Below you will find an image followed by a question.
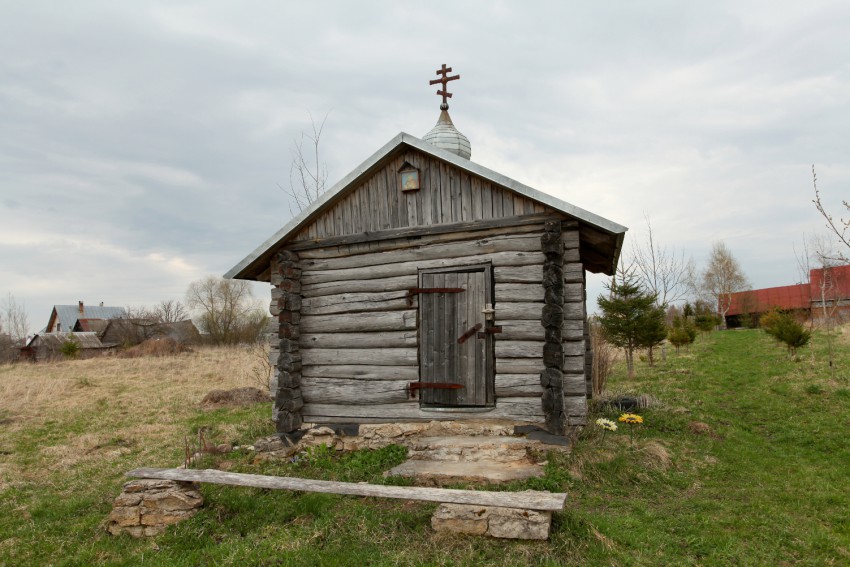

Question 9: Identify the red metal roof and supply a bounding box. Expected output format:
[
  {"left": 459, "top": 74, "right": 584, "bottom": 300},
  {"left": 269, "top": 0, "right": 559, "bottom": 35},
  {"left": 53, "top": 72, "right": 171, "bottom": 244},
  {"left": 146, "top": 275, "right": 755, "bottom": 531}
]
[{"left": 727, "top": 264, "right": 850, "bottom": 315}]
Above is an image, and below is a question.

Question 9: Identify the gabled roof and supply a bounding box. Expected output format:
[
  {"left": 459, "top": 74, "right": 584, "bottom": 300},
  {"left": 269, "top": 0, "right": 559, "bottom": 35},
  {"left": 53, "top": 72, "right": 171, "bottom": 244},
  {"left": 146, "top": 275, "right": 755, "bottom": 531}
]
[
  {"left": 49, "top": 305, "right": 127, "bottom": 333},
  {"left": 226, "top": 132, "right": 627, "bottom": 280},
  {"left": 27, "top": 332, "right": 105, "bottom": 350}
]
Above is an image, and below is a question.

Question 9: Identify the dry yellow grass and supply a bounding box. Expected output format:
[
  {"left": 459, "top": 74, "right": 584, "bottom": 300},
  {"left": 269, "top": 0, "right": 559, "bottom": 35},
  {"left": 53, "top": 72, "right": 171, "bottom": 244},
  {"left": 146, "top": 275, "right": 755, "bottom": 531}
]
[{"left": 0, "top": 346, "right": 267, "bottom": 492}]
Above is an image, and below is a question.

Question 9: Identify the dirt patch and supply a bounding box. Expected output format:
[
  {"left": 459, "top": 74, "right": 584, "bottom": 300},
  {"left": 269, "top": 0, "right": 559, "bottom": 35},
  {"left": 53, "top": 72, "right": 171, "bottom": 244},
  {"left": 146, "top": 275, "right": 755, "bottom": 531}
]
[
  {"left": 200, "top": 387, "right": 271, "bottom": 408},
  {"left": 688, "top": 421, "right": 712, "bottom": 435},
  {"left": 118, "top": 338, "right": 191, "bottom": 359}
]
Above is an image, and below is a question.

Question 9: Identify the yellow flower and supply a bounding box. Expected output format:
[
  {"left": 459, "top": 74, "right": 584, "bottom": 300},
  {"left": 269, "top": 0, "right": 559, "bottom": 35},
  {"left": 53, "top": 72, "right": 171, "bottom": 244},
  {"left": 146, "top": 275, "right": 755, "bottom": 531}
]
[
  {"left": 618, "top": 413, "right": 644, "bottom": 425},
  {"left": 596, "top": 418, "right": 618, "bottom": 431}
]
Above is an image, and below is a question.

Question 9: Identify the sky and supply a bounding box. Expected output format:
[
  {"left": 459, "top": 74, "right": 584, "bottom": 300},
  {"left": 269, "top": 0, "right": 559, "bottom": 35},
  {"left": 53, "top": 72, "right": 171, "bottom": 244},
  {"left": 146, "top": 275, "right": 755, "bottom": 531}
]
[{"left": 1, "top": 1, "right": 849, "bottom": 334}]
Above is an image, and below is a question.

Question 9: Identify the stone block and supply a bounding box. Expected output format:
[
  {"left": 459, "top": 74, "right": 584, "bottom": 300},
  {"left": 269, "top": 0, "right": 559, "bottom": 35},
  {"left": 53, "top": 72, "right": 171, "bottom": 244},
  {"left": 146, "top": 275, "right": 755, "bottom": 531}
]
[
  {"left": 486, "top": 507, "right": 552, "bottom": 540},
  {"left": 431, "top": 504, "right": 489, "bottom": 535},
  {"left": 141, "top": 490, "right": 203, "bottom": 512},
  {"left": 113, "top": 493, "right": 142, "bottom": 507},
  {"left": 123, "top": 479, "right": 176, "bottom": 493},
  {"left": 108, "top": 506, "right": 140, "bottom": 527},
  {"left": 431, "top": 504, "right": 552, "bottom": 540},
  {"left": 140, "top": 509, "right": 196, "bottom": 526}
]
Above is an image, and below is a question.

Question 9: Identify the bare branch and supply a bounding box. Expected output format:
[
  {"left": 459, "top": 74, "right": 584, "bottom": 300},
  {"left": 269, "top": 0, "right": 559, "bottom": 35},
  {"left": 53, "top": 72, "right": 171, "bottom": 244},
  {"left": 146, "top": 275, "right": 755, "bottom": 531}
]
[
  {"left": 282, "top": 111, "right": 331, "bottom": 214},
  {"left": 811, "top": 164, "right": 850, "bottom": 263},
  {"left": 630, "top": 214, "right": 689, "bottom": 306}
]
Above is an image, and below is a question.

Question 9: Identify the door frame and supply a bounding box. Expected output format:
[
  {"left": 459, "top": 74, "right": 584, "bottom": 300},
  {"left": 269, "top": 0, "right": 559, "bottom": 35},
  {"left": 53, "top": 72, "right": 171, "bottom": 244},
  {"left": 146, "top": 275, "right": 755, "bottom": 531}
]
[{"left": 417, "top": 263, "right": 495, "bottom": 408}]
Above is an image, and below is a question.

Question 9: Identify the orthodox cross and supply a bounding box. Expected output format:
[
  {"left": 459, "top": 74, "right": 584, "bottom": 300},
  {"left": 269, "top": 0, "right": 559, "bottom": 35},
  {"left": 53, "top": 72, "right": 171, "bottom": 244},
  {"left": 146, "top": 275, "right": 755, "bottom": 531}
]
[{"left": 430, "top": 64, "right": 460, "bottom": 110}]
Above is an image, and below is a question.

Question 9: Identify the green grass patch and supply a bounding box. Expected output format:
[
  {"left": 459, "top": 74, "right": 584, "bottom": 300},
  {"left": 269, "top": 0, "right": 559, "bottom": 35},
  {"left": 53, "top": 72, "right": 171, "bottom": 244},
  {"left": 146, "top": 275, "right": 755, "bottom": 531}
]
[{"left": 1, "top": 331, "right": 849, "bottom": 565}]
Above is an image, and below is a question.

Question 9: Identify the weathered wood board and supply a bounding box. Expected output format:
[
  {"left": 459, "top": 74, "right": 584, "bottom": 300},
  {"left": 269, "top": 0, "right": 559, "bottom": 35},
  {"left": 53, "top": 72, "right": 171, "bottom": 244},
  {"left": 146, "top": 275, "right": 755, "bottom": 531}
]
[{"left": 127, "top": 467, "right": 567, "bottom": 511}]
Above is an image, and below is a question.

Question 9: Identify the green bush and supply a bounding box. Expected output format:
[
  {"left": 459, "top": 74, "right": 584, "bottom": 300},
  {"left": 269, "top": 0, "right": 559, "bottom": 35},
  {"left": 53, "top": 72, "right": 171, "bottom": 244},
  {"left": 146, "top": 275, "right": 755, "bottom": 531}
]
[
  {"left": 761, "top": 309, "right": 811, "bottom": 357},
  {"left": 59, "top": 336, "right": 81, "bottom": 359},
  {"left": 668, "top": 318, "right": 697, "bottom": 353}
]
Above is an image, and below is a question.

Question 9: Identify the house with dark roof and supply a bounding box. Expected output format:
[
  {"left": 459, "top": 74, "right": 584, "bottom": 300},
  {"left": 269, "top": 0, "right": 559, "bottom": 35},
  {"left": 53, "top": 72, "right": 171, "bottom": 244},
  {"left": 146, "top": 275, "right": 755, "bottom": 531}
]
[{"left": 226, "top": 68, "right": 627, "bottom": 439}]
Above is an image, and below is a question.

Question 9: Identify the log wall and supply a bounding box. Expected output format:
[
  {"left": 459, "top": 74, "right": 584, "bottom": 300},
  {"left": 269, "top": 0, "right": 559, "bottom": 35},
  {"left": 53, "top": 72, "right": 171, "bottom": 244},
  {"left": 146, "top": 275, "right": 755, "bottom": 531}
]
[{"left": 267, "top": 219, "right": 588, "bottom": 430}]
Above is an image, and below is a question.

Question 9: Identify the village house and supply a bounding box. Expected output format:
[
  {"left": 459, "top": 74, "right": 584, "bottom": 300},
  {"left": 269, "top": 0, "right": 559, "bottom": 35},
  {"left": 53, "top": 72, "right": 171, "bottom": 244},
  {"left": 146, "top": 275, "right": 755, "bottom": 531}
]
[
  {"left": 226, "top": 67, "right": 627, "bottom": 438},
  {"left": 45, "top": 301, "right": 127, "bottom": 334}
]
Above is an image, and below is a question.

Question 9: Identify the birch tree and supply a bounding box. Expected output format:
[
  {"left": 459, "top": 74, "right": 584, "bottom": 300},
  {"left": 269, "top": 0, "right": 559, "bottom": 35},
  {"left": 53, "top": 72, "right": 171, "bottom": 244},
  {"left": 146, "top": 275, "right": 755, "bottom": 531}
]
[{"left": 699, "top": 242, "right": 750, "bottom": 327}]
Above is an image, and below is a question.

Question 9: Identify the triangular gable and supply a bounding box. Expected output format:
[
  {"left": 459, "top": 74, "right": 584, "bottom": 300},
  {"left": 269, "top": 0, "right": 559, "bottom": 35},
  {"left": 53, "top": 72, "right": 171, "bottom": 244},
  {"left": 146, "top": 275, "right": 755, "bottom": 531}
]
[{"left": 226, "top": 133, "right": 627, "bottom": 280}]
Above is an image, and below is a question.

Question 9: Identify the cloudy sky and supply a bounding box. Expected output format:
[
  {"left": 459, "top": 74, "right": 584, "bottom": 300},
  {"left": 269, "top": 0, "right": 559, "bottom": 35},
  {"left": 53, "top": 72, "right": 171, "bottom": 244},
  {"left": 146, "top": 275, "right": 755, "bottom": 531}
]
[{"left": 2, "top": 1, "right": 849, "bottom": 333}]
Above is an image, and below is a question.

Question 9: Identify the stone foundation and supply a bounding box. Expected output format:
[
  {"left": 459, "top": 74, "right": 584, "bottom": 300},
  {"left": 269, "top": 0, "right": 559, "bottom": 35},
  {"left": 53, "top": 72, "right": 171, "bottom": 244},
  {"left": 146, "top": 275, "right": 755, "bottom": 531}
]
[
  {"left": 431, "top": 503, "right": 552, "bottom": 540},
  {"left": 108, "top": 479, "right": 203, "bottom": 537}
]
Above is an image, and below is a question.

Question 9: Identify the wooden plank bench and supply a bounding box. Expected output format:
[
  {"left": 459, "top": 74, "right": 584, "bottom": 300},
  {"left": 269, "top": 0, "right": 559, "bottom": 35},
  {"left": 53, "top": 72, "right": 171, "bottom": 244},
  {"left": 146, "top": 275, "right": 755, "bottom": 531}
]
[{"left": 127, "top": 467, "right": 567, "bottom": 511}]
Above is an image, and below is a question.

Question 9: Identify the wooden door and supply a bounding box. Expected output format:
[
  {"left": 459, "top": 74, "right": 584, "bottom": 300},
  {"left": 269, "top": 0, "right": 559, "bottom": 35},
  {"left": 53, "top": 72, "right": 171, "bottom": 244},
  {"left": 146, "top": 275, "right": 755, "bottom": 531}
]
[{"left": 419, "top": 265, "right": 494, "bottom": 407}]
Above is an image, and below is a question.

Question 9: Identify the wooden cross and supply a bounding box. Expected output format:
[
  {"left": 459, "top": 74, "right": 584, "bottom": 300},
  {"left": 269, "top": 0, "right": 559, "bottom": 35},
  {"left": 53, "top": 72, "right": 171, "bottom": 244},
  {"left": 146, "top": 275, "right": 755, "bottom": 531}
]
[{"left": 430, "top": 64, "right": 460, "bottom": 109}]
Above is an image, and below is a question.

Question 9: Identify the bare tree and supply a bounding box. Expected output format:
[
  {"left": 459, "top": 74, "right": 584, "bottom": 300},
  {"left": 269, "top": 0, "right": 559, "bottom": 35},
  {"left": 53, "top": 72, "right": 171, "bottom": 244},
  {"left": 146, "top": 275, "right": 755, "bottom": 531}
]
[
  {"left": 698, "top": 242, "right": 750, "bottom": 327},
  {"left": 281, "top": 112, "right": 330, "bottom": 213},
  {"left": 152, "top": 299, "right": 189, "bottom": 323},
  {"left": 631, "top": 214, "right": 690, "bottom": 307},
  {"left": 186, "top": 276, "right": 268, "bottom": 345},
  {"left": 2, "top": 293, "right": 29, "bottom": 343},
  {"left": 812, "top": 165, "right": 850, "bottom": 263}
]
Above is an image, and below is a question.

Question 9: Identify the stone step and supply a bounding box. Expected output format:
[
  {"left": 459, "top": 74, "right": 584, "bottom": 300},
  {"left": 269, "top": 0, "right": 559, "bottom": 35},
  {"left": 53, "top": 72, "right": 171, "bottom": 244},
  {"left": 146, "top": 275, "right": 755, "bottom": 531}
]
[
  {"left": 385, "top": 459, "right": 544, "bottom": 485},
  {"left": 405, "top": 435, "right": 542, "bottom": 463}
]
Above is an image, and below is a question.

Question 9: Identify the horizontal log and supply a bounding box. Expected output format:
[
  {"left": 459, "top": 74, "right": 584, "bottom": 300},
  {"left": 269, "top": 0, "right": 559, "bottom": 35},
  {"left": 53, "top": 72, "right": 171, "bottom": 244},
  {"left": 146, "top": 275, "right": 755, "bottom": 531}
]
[
  {"left": 301, "top": 297, "right": 411, "bottom": 316},
  {"left": 496, "top": 374, "right": 544, "bottom": 397},
  {"left": 301, "top": 377, "right": 411, "bottom": 404},
  {"left": 563, "top": 341, "right": 585, "bottom": 357},
  {"left": 563, "top": 263, "right": 583, "bottom": 283},
  {"left": 302, "top": 251, "right": 545, "bottom": 285},
  {"left": 301, "top": 290, "right": 410, "bottom": 312},
  {"left": 301, "top": 365, "right": 419, "bottom": 380},
  {"left": 563, "top": 372, "right": 587, "bottom": 396},
  {"left": 300, "top": 311, "right": 417, "bottom": 333},
  {"left": 499, "top": 320, "right": 543, "bottom": 341},
  {"left": 495, "top": 340, "right": 543, "bottom": 359},
  {"left": 126, "top": 467, "right": 566, "bottom": 511},
  {"left": 562, "top": 230, "right": 580, "bottom": 249},
  {"left": 564, "top": 282, "right": 584, "bottom": 302},
  {"left": 301, "top": 348, "right": 418, "bottom": 366},
  {"left": 495, "top": 265, "right": 543, "bottom": 284},
  {"left": 564, "top": 355, "right": 585, "bottom": 373},
  {"left": 496, "top": 302, "right": 542, "bottom": 320},
  {"left": 290, "top": 213, "right": 555, "bottom": 253},
  {"left": 301, "top": 233, "right": 542, "bottom": 271},
  {"left": 300, "top": 331, "right": 418, "bottom": 349},
  {"left": 496, "top": 358, "right": 545, "bottom": 374},
  {"left": 302, "top": 397, "right": 546, "bottom": 422},
  {"left": 302, "top": 275, "right": 417, "bottom": 298},
  {"left": 495, "top": 283, "right": 544, "bottom": 303}
]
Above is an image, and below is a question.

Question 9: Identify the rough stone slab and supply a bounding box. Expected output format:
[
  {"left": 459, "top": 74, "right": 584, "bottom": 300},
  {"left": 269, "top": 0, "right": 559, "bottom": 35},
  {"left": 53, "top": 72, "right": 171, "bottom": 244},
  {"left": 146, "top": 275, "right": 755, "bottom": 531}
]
[
  {"left": 405, "top": 436, "right": 541, "bottom": 463},
  {"left": 432, "top": 504, "right": 552, "bottom": 540},
  {"left": 431, "top": 503, "right": 489, "bottom": 535},
  {"left": 486, "top": 507, "right": 552, "bottom": 540},
  {"left": 109, "top": 479, "right": 203, "bottom": 537},
  {"left": 386, "top": 459, "right": 544, "bottom": 485}
]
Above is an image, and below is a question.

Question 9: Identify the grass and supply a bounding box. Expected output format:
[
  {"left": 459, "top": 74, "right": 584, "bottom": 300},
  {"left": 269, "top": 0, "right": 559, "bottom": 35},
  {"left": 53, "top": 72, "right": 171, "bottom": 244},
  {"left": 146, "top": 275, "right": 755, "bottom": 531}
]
[{"left": 1, "top": 329, "right": 849, "bottom": 565}]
